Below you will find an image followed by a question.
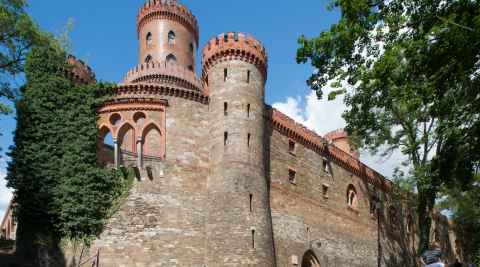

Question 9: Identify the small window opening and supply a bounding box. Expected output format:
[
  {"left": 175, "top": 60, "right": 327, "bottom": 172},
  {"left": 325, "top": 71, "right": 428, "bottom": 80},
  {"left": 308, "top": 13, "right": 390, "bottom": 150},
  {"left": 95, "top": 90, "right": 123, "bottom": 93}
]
[
  {"left": 251, "top": 229, "right": 255, "bottom": 249},
  {"left": 288, "top": 140, "right": 296, "bottom": 154},
  {"left": 323, "top": 159, "right": 330, "bottom": 174},
  {"left": 145, "top": 55, "right": 153, "bottom": 64},
  {"left": 166, "top": 54, "right": 177, "bottom": 65},
  {"left": 224, "top": 68, "right": 228, "bottom": 82},
  {"left": 347, "top": 185, "right": 357, "bottom": 208},
  {"left": 189, "top": 43, "right": 194, "bottom": 53},
  {"left": 224, "top": 102, "right": 228, "bottom": 115},
  {"left": 322, "top": 184, "right": 329, "bottom": 198},
  {"left": 168, "top": 30, "right": 176, "bottom": 45},
  {"left": 247, "top": 70, "right": 251, "bottom": 83},
  {"left": 247, "top": 133, "right": 251, "bottom": 147},
  {"left": 188, "top": 65, "right": 194, "bottom": 71},
  {"left": 146, "top": 32, "right": 153, "bottom": 47},
  {"left": 224, "top": 132, "right": 228, "bottom": 146},
  {"left": 247, "top": 104, "right": 251, "bottom": 118},
  {"left": 249, "top": 194, "right": 253, "bottom": 213},
  {"left": 288, "top": 169, "right": 296, "bottom": 184}
]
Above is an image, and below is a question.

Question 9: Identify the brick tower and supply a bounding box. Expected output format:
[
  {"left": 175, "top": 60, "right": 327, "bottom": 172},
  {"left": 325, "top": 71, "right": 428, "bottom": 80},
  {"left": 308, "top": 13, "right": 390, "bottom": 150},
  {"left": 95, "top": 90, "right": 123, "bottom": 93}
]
[
  {"left": 202, "top": 32, "right": 275, "bottom": 266},
  {"left": 137, "top": 0, "right": 198, "bottom": 71}
]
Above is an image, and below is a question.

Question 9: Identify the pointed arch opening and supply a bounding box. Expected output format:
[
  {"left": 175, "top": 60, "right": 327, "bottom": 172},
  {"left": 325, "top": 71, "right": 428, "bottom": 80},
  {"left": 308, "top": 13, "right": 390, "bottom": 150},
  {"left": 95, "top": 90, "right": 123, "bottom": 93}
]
[
  {"left": 302, "top": 250, "right": 321, "bottom": 267},
  {"left": 98, "top": 125, "right": 114, "bottom": 166},
  {"left": 168, "top": 30, "right": 176, "bottom": 44},
  {"left": 142, "top": 123, "right": 164, "bottom": 159},
  {"left": 346, "top": 184, "right": 358, "bottom": 208}
]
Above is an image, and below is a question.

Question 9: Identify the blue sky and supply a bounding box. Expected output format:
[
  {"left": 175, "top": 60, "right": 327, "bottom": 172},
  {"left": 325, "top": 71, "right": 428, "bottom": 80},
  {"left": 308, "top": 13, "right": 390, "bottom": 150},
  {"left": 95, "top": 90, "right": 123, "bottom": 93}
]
[{"left": 0, "top": 0, "right": 407, "bottom": 218}]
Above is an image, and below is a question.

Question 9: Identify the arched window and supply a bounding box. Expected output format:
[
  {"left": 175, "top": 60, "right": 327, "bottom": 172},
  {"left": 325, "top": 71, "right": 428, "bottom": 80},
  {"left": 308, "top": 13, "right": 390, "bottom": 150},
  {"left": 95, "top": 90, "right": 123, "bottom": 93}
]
[
  {"left": 146, "top": 32, "right": 153, "bottom": 47},
  {"left": 133, "top": 112, "right": 146, "bottom": 125},
  {"left": 168, "top": 31, "right": 175, "bottom": 44},
  {"left": 346, "top": 184, "right": 357, "bottom": 208},
  {"left": 166, "top": 54, "right": 177, "bottom": 65},
  {"left": 109, "top": 113, "right": 122, "bottom": 126},
  {"left": 145, "top": 55, "right": 153, "bottom": 64}
]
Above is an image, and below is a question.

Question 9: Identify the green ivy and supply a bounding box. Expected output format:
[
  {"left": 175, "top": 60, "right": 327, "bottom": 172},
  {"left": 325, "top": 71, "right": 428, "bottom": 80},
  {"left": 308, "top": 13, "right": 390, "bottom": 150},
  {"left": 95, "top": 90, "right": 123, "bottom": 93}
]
[{"left": 6, "top": 41, "right": 133, "bottom": 263}]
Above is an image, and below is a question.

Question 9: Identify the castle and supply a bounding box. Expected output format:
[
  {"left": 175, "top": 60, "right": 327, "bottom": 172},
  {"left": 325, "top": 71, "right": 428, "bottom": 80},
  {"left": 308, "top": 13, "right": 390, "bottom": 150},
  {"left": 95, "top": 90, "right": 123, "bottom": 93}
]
[{"left": 1, "top": 0, "right": 463, "bottom": 266}]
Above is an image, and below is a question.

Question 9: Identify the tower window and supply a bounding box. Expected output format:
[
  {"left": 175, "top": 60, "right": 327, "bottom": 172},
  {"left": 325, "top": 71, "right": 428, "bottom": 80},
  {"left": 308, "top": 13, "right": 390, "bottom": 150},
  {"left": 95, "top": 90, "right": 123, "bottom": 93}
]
[
  {"left": 247, "top": 70, "right": 250, "bottom": 83},
  {"left": 347, "top": 185, "right": 357, "bottom": 208},
  {"left": 224, "top": 132, "right": 228, "bottom": 146},
  {"left": 166, "top": 54, "right": 177, "bottom": 65},
  {"left": 249, "top": 194, "right": 253, "bottom": 213},
  {"left": 247, "top": 133, "right": 251, "bottom": 147},
  {"left": 224, "top": 68, "right": 228, "bottom": 82},
  {"left": 146, "top": 32, "right": 153, "bottom": 47},
  {"left": 224, "top": 102, "right": 228, "bottom": 115},
  {"left": 288, "top": 139, "right": 296, "bottom": 155},
  {"left": 190, "top": 43, "right": 194, "bottom": 53},
  {"left": 145, "top": 55, "right": 153, "bottom": 64},
  {"left": 288, "top": 168, "right": 296, "bottom": 184},
  {"left": 188, "top": 65, "right": 193, "bottom": 71},
  {"left": 323, "top": 158, "right": 331, "bottom": 174},
  {"left": 251, "top": 229, "right": 255, "bottom": 249},
  {"left": 247, "top": 104, "right": 251, "bottom": 118},
  {"left": 322, "top": 184, "right": 329, "bottom": 199},
  {"left": 168, "top": 31, "right": 176, "bottom": 45}
]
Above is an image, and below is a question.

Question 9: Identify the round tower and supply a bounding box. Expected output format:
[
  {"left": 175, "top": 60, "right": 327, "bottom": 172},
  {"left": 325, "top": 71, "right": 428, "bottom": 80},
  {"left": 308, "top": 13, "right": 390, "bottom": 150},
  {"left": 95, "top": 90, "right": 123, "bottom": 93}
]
[
  {"left": 202, "top": 32, "right": 274, "bottom": 266},
  {"left": 325, "top": 128, "right": 359, "bottom": 158},
  {"left": 137, "top": 0, "right": 198, "bottom": 71}
]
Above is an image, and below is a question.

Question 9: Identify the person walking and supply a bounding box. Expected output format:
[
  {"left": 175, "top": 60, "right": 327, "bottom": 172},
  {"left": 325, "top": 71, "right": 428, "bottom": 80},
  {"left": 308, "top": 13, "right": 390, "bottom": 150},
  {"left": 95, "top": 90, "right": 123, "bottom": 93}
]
[{"left": 420, "top": 242, "right": 445, "bottom": 267}]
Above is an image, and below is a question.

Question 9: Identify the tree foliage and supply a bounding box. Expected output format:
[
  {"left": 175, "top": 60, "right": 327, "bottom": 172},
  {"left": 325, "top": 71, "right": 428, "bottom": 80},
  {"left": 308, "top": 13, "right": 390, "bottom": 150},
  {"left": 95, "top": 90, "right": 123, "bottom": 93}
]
[
  {"left": 6, "top": 42, "right": 131, "bottom": 263},
  {"left": 0, "top": 0, "right": 48, "bottom": 114},
  {"left": 297, "top": 0, "right": 480, "bottom": 254}
]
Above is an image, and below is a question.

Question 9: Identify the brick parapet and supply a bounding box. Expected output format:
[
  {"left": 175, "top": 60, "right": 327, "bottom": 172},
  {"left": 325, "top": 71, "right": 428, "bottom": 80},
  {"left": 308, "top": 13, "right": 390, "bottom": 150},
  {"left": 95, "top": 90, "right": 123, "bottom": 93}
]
[
  {"left": 324, "top": 128, "right": 348, "bottom": 141},
  {"left": 122, "top": 61, "right": 202, "bottom": 91},
  {"left": 201, "top": 32, "right": 268, "bottom": 83},
  {"left": 137, "top": 0, "right": 199, "bottom": 45},
  {"left": 265, "top": 106, "right": 393, "bottom": 192},
  {"left": 111, "top": 84, "right": 209, "bottom": 105},
  {"left": 66, "top": 55, "right": 96, "bottom": 85}
]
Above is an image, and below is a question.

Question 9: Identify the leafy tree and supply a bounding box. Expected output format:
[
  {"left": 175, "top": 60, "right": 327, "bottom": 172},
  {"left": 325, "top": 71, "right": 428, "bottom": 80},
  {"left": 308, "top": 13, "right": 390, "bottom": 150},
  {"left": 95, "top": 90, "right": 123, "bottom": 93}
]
[
  {"left": 6, "top": 42, "right": 131, "bottom": 265},
  {"left": 0, "top": 0, "right": 48, "bottom": 114},
  {"left": 297, "top": 0, "right": 480, "bottom": 253},
  {"left": 439, "top": 173, "right": 480, "bottom": 265}
]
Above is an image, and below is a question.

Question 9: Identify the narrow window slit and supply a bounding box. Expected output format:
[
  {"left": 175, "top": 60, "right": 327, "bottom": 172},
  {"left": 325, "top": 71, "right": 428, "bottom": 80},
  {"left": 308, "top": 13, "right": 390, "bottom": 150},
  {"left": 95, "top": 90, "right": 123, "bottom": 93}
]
[
  {"left": 251, "top": 229, "right": 255, "bottom": 249},
  {"left": 247, "top": 70, "right": 251, "bottom": 83},
  {"left": 247, "top": 133, "right": 251, "bottom": 147},
  {"left": 247, "top": 104, "right": 251, "bottom": 118},
  {"left": 224, "top": 68, "right": 228, "bottom": 82},
  {"left": 224, "top": 102, "right": 228, "bottom": 115},
  {"left": 224, "top": 132, "right": 228, "bottom": 146},
  {"left": 249, "top": 194, "right": 253, "bottom": 213}
]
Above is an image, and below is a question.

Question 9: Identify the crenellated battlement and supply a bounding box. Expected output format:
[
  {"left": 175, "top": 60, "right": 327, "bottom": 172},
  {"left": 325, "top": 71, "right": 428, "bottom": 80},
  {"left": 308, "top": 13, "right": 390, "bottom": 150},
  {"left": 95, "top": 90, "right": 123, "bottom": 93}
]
[
  {"left": 324, "top": 128, "right": 348, "bottom": 141},
  {"left": 122, "top": 61, "right": 202, "bottom": 91},
  {"left": 137, "top": 0, "right": 199, "bottom": 45},
  {"left": 66, "top": 55, "right": 96, "bottom": 85},
  {"left": 201, "top": 32, "right": 268, "bottom": 81}
]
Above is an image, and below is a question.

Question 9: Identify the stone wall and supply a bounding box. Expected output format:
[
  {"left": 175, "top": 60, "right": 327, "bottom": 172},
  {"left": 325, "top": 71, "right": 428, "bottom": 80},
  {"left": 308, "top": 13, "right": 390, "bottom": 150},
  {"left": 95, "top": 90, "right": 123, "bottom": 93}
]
[{"left": 92, "top": 95, "right": 210, "bottom": 267}]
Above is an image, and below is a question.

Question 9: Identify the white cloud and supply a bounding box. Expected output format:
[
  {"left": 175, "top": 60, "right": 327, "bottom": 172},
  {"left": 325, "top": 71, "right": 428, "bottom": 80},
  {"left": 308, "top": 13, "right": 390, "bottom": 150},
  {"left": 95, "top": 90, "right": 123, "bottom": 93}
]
[
  {"left": 0, "top": 168, "right": 12, "bottom": 221},
  {"left": 272, "top": 90, "right": 408, "bottom": 178}
]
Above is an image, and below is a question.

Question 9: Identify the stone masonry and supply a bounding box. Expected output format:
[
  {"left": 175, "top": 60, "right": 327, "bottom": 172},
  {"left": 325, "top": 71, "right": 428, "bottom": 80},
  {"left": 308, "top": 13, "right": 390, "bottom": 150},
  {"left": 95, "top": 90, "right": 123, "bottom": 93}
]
[{"left": 1, "top": 0, "right": 463, "bottom": 266}]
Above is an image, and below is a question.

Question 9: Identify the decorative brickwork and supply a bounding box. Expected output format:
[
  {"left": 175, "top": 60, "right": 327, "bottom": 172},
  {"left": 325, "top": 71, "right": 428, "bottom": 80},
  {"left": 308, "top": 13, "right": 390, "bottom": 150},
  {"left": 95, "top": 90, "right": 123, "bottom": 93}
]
[
  {"left": 1, "top": 1, "right": 464, "bottom": 266},
  {"left": 122, "top": 61, "right": 202, "bottom": 91},
  {"left": 137, "top": 0, "right": 199, "bottom": 45},
  {"left": 66, "top": 55, "right": 96, "bottom": 85},
  {"left": 202, "top": 32, "right": 268, "bottom": 90}
]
